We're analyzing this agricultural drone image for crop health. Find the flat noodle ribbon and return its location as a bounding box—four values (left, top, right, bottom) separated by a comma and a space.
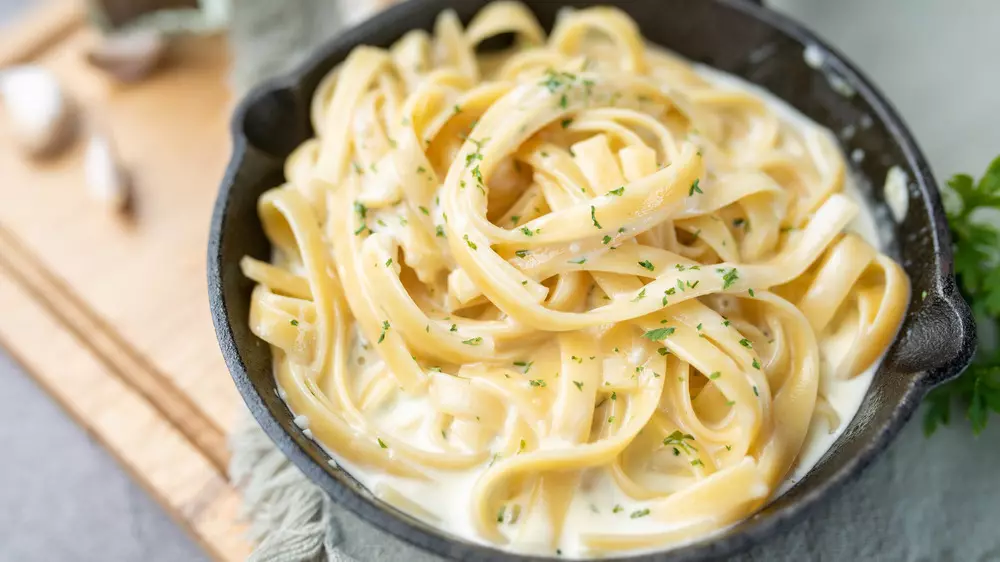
242, 2, 909, 557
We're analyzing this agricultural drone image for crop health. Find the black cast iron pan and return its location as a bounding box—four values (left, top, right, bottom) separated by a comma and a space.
208, 0, 976, 560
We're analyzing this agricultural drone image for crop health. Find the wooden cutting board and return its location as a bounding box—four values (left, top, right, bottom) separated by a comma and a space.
0, 2, 249, 560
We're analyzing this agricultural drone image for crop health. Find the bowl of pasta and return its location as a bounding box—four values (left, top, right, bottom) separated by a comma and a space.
208, 0, 975, 560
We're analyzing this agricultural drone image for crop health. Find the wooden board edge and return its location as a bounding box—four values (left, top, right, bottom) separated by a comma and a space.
0, 226, 229, 472
0, 232, 250, 561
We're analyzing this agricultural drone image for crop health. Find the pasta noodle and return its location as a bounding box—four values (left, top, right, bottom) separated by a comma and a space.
242, 2, 909, 557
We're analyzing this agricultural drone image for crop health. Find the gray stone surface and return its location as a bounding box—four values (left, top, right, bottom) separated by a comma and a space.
0, 352, 207, 562
2, 1, 999, 561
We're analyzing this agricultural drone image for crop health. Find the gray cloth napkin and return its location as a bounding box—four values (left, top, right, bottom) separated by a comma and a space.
227, 2, 1000, 561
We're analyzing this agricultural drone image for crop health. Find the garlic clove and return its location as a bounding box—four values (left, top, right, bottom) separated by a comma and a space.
84, 133, 132, 214
86, 30, 167, 83
0, 65, 76, 157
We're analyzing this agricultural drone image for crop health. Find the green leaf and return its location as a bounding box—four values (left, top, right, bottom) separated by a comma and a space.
968, 378, 988, 434
923, 387, 951, 436
977, 155, 1000, 196
926, 155, 1000, 436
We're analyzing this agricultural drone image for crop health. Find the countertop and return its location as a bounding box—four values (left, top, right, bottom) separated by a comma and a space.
1, 1, 998, 561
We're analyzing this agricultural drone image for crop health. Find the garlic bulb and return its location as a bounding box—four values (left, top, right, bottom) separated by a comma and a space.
86, 30, 167, 83
84, 133, 131, 213
0, 65, 76, 157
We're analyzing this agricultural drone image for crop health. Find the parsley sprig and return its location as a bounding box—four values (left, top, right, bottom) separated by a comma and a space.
925, 156, 1000, 435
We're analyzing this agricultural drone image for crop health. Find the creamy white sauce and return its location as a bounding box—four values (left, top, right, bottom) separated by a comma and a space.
282, 61, 893, 560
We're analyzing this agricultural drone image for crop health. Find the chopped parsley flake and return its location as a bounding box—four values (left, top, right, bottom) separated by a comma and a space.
529, 379, 547, 387
520, 226, 535, 237
515, 249, 530, 258
561, 118, 573, 128
632, 288, 646, 302
465, 137, 487, 167
612, 504, 624, 514
290, 319, 299, 326
752, 358, 761, 370
463, 234, 478, 250
377, 320, 390, 344
739, 338, 753, 349
590, 205, 602, 229
638, 260, 655, 272
721, 267, 740, 290
709, 371, 721, 379
630, 509, 651, 519
377, 437, 388, 449
511, 215, 521, 225
642, 327, 675, 341
540, 69, 576, 93
602, 235, 612, 244
608, 186, 625, 196
573, 380, 584, 391
689, 179, 703, 196
462, 337, 483, 346
662, 430, 697, 454
569, 257, 587, 265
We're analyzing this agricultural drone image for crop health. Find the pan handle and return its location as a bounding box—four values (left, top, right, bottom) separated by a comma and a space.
886, 274, 976, 390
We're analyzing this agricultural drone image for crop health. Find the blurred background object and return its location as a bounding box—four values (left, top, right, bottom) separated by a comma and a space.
86, 0, 227, 33
0, 1, 998, 562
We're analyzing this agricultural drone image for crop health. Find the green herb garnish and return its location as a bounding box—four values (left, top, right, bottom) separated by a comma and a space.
642, 327, 675, 341
689, 178, 703, 196
721, 267, 740, 290
590, 205, 602, 229
925, 156, 1000, 435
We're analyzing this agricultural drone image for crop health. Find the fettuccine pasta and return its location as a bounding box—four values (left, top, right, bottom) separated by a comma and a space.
242, 2, 909, 557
